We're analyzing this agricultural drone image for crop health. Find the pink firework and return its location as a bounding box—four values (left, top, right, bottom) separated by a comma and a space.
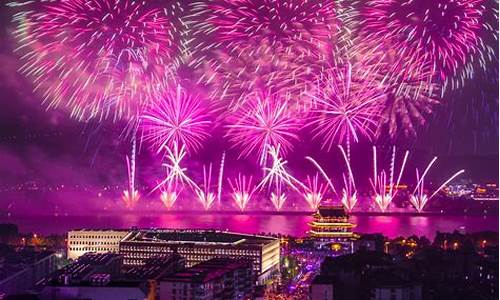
122, 140, 139, 208
190, 0, 337, 58
303, 173, 328, 210
12, 0, 187, 121
410, 157, 465, 212
338, 145, 357, 212
195, 164, 216, 210
346, 38, 441, 140
225, 91, 301, 165
359, 0, 494, 87
141, 85, 213, 155
370, 146, 410, 212
307, 63, 384, 151
198, 40, 313, 111
270, 192, 287, 211
228, 174, 255, 211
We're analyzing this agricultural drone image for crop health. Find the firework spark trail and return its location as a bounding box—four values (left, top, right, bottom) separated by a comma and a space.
228, 174, 255, 211
225, 91, 301, 165
307, 62, 384, 151
160, 191, 178, 209
152, 143, 199, 194
141, 85, 213, 155
411, 156, 438, 195
429, 170, 466, 199
411, 164, 465, 212
270, 192, 287, 211
195, 164, 216, 210
305, 156, 337, 196
303, 173, 328, 210
217, 152, 225, 207
122, 138, 139, 208
11, 0, 188, 121
370, 146, 410, 212
338, 145, 357, 211
257, 145, 308, 193
159, 177, 184, 209
257, 145, 308, 210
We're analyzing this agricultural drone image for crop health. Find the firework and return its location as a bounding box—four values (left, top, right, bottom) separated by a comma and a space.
305, 156, 337, 196
198, 40, 313, 111
160, 189, 179, 209
141, 85, 213, 155
307, 62, 383, 151
195, 164, 216, 210
217, 152, 226, 207
190, 0, 337, 59
303, 173, 328, 210
225, 91, 301, 165
257, 145, 306, 193
11, 0, 187, 121
410, 158, 465, 212
228, 174, 255, 211
257, 145, 307, 210
122, 139, 139, 208
270, 192, 287, 211
339, 145, 357, 211
359, 0, 497, 88
152, 143, 199, 193
370, 146, 410, 212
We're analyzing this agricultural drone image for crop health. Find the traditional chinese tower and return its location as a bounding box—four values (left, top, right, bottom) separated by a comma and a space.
308, 205, 357, 251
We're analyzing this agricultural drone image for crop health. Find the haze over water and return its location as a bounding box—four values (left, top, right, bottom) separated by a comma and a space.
3, 213, 497, 238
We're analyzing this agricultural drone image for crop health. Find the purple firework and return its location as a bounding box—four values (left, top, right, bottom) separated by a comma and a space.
190, 0, 337, 58
225, 91, 301, 165
11, 0, 187, 121
141, 85, 213, 155
359, 0, 495, 88
306, 62, 384, 151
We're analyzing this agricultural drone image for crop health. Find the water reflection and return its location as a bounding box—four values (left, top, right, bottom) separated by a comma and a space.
2, 213, 497, 238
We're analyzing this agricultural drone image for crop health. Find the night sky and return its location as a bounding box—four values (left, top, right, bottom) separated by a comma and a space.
0, 2, 498, 213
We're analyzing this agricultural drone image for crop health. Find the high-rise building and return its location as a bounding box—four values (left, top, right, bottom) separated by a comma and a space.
119, 229, 280, 283
159, 258, 254, 300
67, 229, 131, 259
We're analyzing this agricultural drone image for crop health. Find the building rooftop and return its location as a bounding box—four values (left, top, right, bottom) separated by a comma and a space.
122, 229, 276, 247
77, 252, 122, 265
124, 254, 184, 280
69, 229, 131, 232
42, 252, 122, 285
316, 205, 349, 218
161, 258, 251, 284
321, 250, 393, 273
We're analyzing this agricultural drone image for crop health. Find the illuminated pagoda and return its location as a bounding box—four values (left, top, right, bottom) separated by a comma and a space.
308, 205, 357, 252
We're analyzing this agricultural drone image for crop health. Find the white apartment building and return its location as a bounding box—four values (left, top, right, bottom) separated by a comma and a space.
67, 229, 131, 260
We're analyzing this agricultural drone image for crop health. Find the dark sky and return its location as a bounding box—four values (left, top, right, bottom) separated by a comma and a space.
0, 2, 498, 198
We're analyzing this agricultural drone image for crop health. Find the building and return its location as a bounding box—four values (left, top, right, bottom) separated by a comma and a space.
159, 258, 254, 300
119, 229, 280, 283
353, 234, 385, 253
67, 229, 131, 260
310, 275, 335, 300
40, 252, 142, 300
368, 270, 422, 300
0, 249, 58, 297
41, 275, 147, 300
42, 252, 122, 287
124, 253, 186, 298
308, 205, 357, 252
